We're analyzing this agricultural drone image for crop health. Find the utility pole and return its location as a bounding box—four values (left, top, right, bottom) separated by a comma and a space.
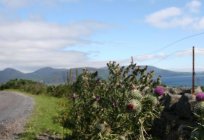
192, 46, 195, 94
131, 56, 134, 64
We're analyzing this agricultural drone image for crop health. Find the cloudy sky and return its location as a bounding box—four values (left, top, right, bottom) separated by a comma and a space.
0, 0, 204, 72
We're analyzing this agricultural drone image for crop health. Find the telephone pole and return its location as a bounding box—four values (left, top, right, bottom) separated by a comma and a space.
192, 46, 195, 94
131, 56, 134, 64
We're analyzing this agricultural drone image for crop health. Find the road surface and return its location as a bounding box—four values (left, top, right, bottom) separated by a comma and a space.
0, 91, 34, 139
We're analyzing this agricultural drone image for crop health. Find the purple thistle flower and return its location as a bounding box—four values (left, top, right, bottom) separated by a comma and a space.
154, 86, 165, 96
127, 103, 134, 110
95, 96, 100, 101
196, 92, 204, 101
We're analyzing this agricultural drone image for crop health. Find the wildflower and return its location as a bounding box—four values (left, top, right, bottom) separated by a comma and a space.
145, 94, 158, 106
127, 99, 142, 114
92, 95, 100, 101
154, 86, 165, 96
95, 95, 100, 101
127, 103, 134, 110
196, 92, 204, 101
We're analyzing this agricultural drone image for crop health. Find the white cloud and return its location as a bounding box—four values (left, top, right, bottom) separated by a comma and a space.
186, 0, 202, 13
134, 53, 166, 61
119, 53, 167, 66
145, 7, 182, 28
0, 20, 107, 41
0, 0, 78, 8
0, 0, 30, 8
145, 0, 204, 30
194, 17, 204, 29
0, 20, 110, 72
149, 0, 156, 4
176, 48, 204, 56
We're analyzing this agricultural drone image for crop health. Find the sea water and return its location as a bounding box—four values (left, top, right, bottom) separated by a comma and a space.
161, 75, 204, 87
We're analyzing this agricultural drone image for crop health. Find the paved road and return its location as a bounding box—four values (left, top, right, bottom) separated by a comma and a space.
0, 91, 34, 139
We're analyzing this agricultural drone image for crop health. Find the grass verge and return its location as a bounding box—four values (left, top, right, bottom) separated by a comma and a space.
6, 90, 70, 139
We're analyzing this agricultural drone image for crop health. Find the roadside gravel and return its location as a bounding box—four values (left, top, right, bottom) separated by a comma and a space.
0, 91, 34, 140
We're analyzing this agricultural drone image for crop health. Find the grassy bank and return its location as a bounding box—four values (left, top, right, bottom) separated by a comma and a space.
6, 90, 70, 139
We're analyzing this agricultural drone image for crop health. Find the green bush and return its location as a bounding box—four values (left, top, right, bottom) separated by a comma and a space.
47, 84, 73, 97
58, 61, 163, 139
0, 79, 73, 97
0, 79, 47, 95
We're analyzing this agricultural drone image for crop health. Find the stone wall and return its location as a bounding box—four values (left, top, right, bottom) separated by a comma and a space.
151, 87, 202, 140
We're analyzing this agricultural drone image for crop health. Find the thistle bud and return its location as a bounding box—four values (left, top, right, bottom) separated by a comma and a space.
127, 99, 142, 114
130, 89, 143, 100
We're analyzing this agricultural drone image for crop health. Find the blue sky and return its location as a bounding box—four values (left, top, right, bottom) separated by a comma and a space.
0, 0, 204, 72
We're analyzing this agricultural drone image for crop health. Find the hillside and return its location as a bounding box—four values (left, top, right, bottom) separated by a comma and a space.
0, 66, 202, 86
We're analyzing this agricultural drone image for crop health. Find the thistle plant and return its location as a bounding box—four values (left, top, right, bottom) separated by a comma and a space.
59, 61, 163, 139
191, 92, 204, 140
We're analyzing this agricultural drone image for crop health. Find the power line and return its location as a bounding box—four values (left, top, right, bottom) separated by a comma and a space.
144, 31, 204, 65
149, 31, 204, 54
149, 50, 184, 65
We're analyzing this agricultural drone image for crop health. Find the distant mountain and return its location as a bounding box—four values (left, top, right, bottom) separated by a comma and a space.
27, 67, 68, 84
0, 66, 203, 86
0, 67, 103, 85
0, 68, 25, 83
145, 66, 191, 77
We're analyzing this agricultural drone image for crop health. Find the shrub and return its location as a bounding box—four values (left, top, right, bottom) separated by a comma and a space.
0, 79, 47, 94
194, 101, 204, 117
47, 84, 73, 97
58, 61, 163, 139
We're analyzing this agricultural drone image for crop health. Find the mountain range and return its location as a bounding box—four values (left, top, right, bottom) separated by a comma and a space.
0, 66, 203, 86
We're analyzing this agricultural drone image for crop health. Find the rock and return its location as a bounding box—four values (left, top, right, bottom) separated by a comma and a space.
153, 89, 196, 140
177, 124, 192, 140
166, 124, 192, 140
162, 93, 196, 119
166, 130, 179, 140
168, 87, 183, 94
151, 117, 168, 139
175, 93, 195, 119
162, 93, 181, 110
180, 88, 191, 94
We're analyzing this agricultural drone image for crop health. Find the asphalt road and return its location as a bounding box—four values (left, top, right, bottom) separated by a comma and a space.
0, 91, 34, 139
